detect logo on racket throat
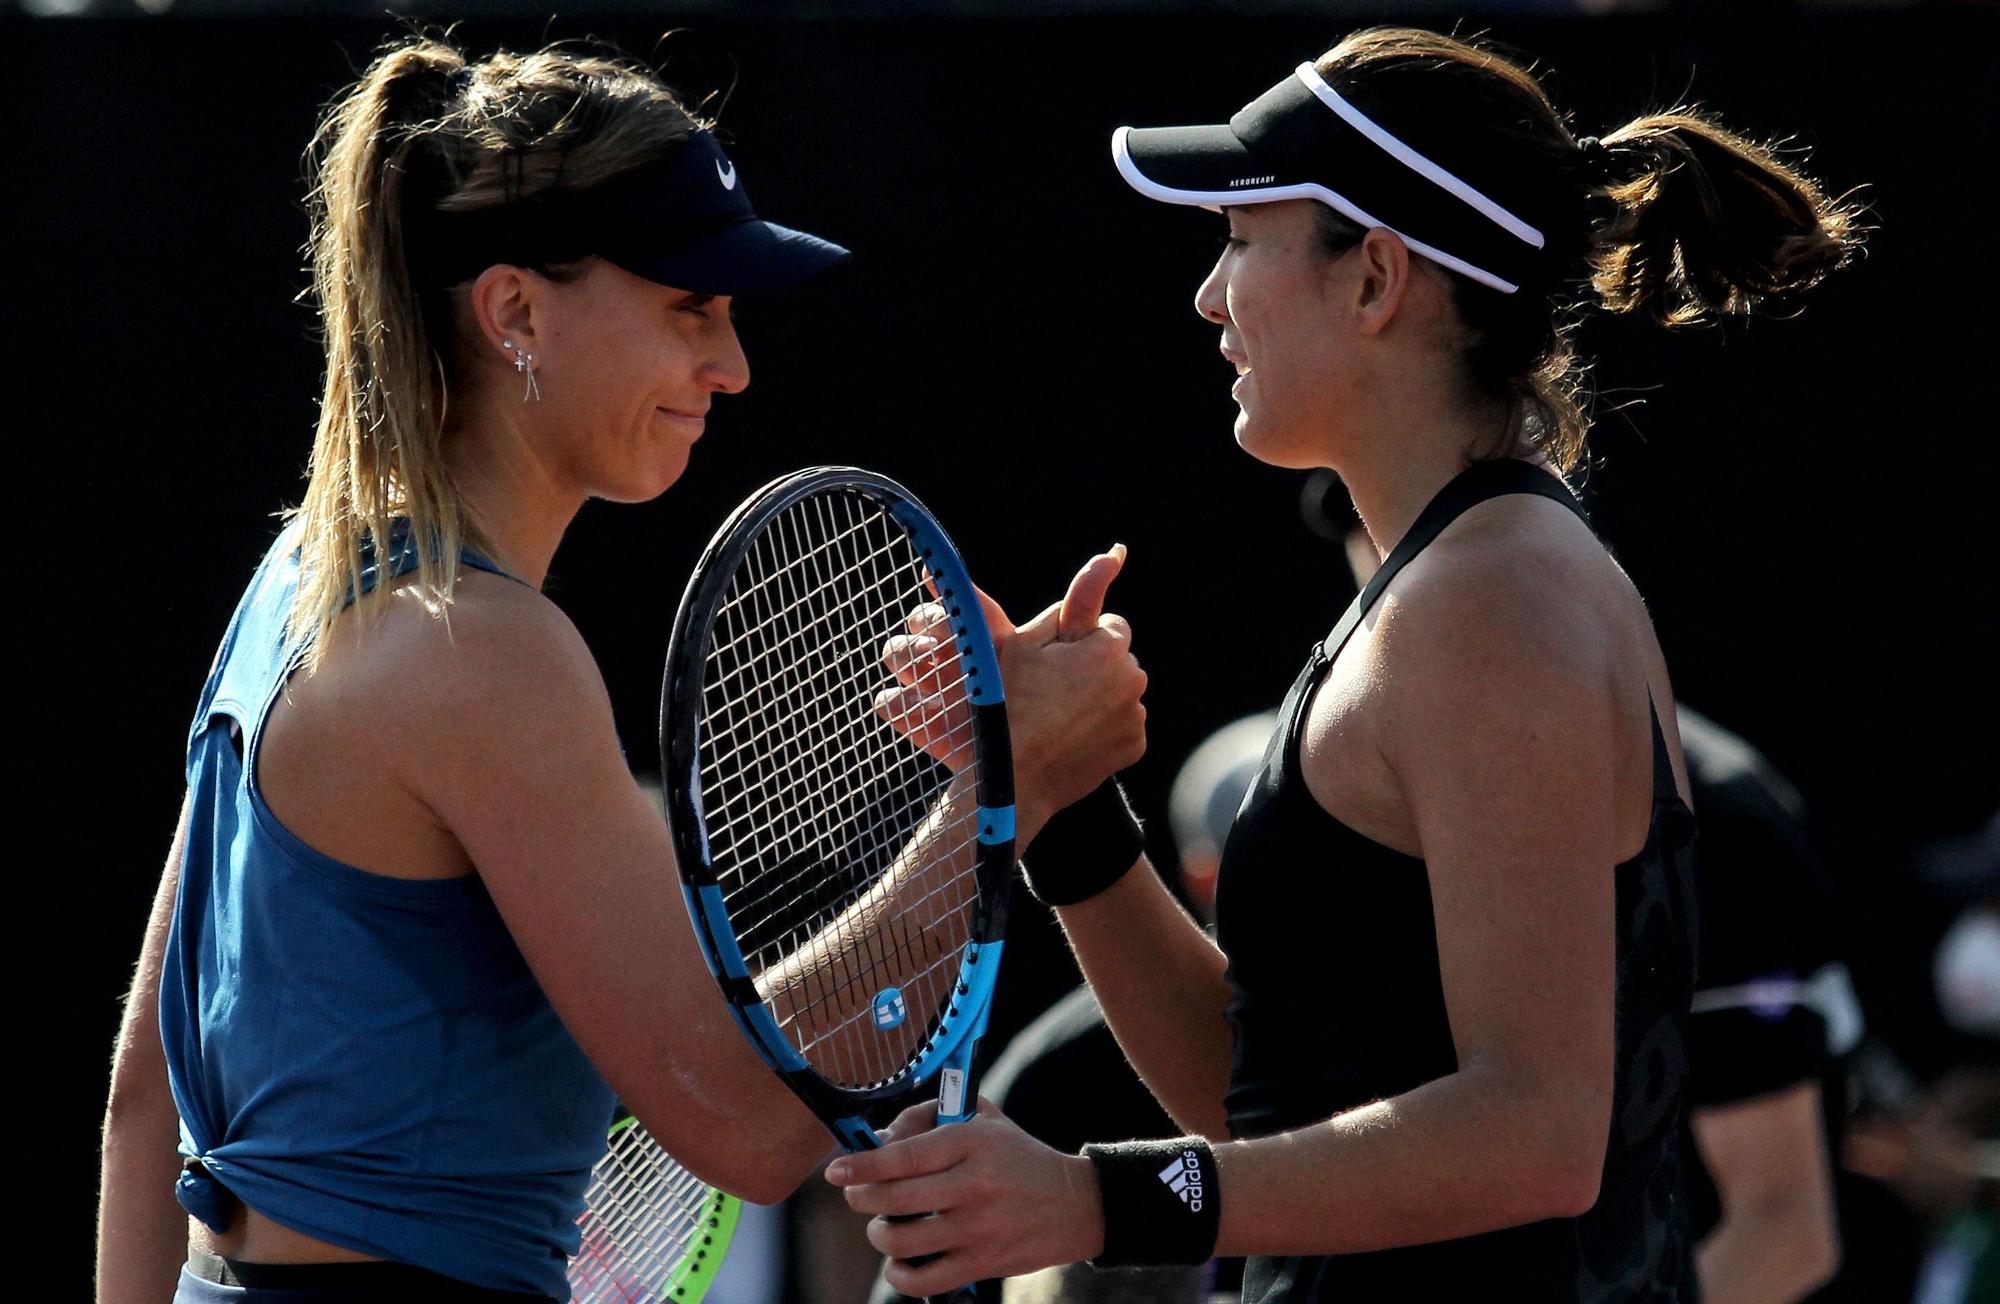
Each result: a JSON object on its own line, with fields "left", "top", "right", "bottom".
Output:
{"left": 1158, "top": 1150, "right": 1206, "bottom": 1212}
{"left": 872, "top": 988, "right": 909, "bottom": 1030}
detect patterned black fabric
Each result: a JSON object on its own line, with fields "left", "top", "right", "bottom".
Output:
{"left": 1214, "top": 461, "right": 1702, "bottom": 1302}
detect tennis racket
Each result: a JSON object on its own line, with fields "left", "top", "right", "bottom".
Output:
{"left": 662, "top": 466, "right": 1015, "bottom": 1301}
{"left": 568, "top": 1106, "right": 742, "bottom": 1303}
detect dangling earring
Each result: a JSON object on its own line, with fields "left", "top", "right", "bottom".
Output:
{"left": 503, "top": 340, "right": 541, "bottom": 403}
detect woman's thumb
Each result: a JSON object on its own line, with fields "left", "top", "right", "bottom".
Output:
{"left": 1057, "top": 544, "right": 1127, "bottom": 643}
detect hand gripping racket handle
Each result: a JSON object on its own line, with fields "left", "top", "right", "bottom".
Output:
{"left": 886, "top": 1008, "right": 989, "bottom": 1303}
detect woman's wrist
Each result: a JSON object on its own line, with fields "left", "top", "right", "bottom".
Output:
{"left": 1080, "top": 1136, "right": 1221, "bottom": 1266}
{"left": 1018, "top": 779, "right": 1146, "bottom": 907}
{"left": 1059, "top": 1151, "right": 1108, "bottom": 1264}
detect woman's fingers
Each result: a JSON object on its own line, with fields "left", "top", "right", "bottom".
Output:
{"left": 882, "top": 633, "right": 942, "bottom": 686}
{"left": 1056, "top": 544, "right": 1127, "bottom": 643}
{"left": 882, "top": 1244, "right": 977, "bottom": 1298}
{"left": 905, "top": 602, "right": 950, "bottom": 639}
{"left": 878, "top": 1098, "right": 946, "bottom": 1144}
{"left": 843, "top": 1168, "right": 969, "bottom": 1218}
{"left": 868, "top": 1209, "right": 968, "bottom": 1261}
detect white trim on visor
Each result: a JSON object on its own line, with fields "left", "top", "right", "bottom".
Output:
{"left": 1292, "top": 63, "right": 1544, "bottom": 250}
{"left": 1111, "top": 125, "right": 1521, "bottom": 294}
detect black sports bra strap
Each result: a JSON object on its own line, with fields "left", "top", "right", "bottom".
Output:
{"left": 1322, "top": 459, "right": 1584, "bottom": 663}
{"left": 1645, "top": 697, "right": 1680, "bottom": 805}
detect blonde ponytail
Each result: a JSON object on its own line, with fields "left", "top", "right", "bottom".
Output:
{"left": 288, "top": 34, "right": 704, "bottom": 663}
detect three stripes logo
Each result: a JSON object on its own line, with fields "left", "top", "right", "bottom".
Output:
{"left": 1157, "top": 1148, "right": 1206, "bottom": 1213}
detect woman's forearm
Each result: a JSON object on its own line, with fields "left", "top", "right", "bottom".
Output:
{"left": 98, "top": 795, "right": 194, "bottom": 1303}
{"left": 1055, "top": 858, "right": 1236, "bottom": 1138}
{"left": 1214, "top": 1061, "right": 1604, "bottom": 1257}
{"left": 97, "top": 1087, "right": 189, "bottom": 1303}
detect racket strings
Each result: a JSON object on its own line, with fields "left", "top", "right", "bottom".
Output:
{"left": 697, "top": 671, "right": 976, "bottom": 876}
{"left": 704, "top": 533, "right": 968, "bottom": 945}
{"left": 700, "top": 518, "right": 909, "bottom": 703}
{"left": 706, "top": 502, "right": 969, "bottom": 915}
{"left": 702, "top": 705, "right": 980, "bottom": 943}
{"left": 701, "top": 508, "right": 947, "bottom": 832}
{"left": 730, "top": 498, "right": 980, "bottom": 1088}
{"left": 769, "top": 805, "right": 985, "bottom": 1071}
{"left": 570, "top": 1120, "right": 717, "bottom": 1300}
{"left": 694, "top": 488, "right": 984, "bottom": 1091}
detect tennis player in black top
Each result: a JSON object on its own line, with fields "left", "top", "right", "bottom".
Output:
{"left": 829, "top": 27, "right": 1862, "bottom": 1302}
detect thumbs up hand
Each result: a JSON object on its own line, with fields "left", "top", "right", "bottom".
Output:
{"left": 987, "top": 545, "right": 1147, "bottom": 845}
{"left": 873, "top": 547, "right": 1146, "bottom": 843}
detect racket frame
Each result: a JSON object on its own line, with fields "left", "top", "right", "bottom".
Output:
{"left": 662, "top": 466, "right": 1015, "bottom": 1151}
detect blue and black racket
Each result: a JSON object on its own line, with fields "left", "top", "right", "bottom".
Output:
{"left": 662, "top": 466, "right": 1014, "bottom": 1300}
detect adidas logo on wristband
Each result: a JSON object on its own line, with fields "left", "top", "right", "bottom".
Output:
{"left": 1156, "top": 1148, "right": 1206, "bottom": 1212}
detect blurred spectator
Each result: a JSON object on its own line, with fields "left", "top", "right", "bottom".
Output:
{"left": 1842, "top": 815, "right": 1999, "bottom": 1304}
{"left": 1675, "top": 708, "right": 1850, "bottom": 1303}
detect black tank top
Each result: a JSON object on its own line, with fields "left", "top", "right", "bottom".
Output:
{"left": 1214, "top": 459, "right": 1701, "bottom": 1302}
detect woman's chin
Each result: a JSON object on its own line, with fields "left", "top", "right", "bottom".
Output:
{"left": 1234, "top": 415, "right": 1321, "bottom": 471}
{"left": 600, "top": 453, "right": 693, "bottom": 504}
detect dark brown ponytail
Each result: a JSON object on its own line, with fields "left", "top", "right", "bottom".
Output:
{"left": 1312, "top": 28, "right": 1867, "bottom": 472}
{"left": 1589, "top": 110, "right": 1864, "bottom": 327}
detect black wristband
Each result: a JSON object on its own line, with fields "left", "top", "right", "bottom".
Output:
{"left": 1020, "top": 779, "right": 1144, "bottom": 907}
{"left": 1083, "top": 1137, "right": 1221, "bottom": 1267}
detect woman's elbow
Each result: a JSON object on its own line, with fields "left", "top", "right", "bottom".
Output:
{"left": 1519, "top": 1102, "right": 1608, "bottom": 1221}
{"left": 1491, "top": 1079, "right": 1608, "bottom": 1221}
{"left": 634, "top": 1093, "right": 822, "bottom": 1207}
{"left": 1540, "top": 1161, "right": 1603, "bottom": 1220}
{"left": 665, "top": 1130, "right": 812, "bottom": 1207}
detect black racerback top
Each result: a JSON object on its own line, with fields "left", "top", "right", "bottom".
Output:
{"left": 1214, "top": 460, "right": 1701, "bottom": 1302}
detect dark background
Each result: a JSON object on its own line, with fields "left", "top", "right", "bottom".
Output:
{"left": 24, "top": 0, "right": 1996, "bottom": 1285}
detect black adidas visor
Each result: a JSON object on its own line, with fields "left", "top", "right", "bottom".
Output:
{"left": 420, "top": 129, "right": 850, "bottom": 296}
{"left": 1113, "top": 64, "right": 1544, "bottom": 294}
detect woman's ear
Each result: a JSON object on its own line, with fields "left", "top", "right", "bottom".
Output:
{"left": 470, "top": 264, "right": 541, "bottom": 356}
{"left": 1347, "top": 228, "right": 1413, "bottom": 337}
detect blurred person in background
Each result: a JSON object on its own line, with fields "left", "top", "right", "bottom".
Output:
{"left": 1843, "top": 815, "right": 1999, "bottom": 1304}
{"left": 1674, "top": 708, "right": 1850, "bottom": 1304}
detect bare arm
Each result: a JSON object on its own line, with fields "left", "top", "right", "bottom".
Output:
{"left": 831, "top": 539, "right": 1665, "bottom": 1289}
{"left": 397, "top": 584, "right": 829, "bottom": 1204}
{"left": 97, "top": 794, "right": 194, "bottom": 1304}
{"left": 1052, "top": 860, "right": 1234, "bottom": 1139}
{"left": 1119, "top": 567, "right": 1625, "bottom": 1254}
{"left": 1694, "top": 1082, "right": 1840, "bottom": 1304}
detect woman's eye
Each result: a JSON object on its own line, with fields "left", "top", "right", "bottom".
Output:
{"left": 1219, "top": 235, "right": 1247, "bottom": 252}
{"left": 679, "top": 296, "right": 716, "bottom": 318}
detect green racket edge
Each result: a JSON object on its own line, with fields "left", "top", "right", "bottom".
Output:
{"left": 593, "top": 1113, "right": 743, "bottom": 1304}
{"left": 659, "top": 1186, "right": 742, "bottom": 1302}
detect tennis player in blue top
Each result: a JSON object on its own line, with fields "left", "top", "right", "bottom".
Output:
{"left": 94, "top": 34, "right": 1147, "bottom": 1303}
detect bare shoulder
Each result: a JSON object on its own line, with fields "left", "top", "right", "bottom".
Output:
{"left": 1368, "top": 493, "right": 1634, "bottom": 692}
{"left": 1355, "top": 491, "right": 1679, "bottom": 851}
{"left": 330, "top": 569, "right": 618, "bottom": 778}
{"left": 357, "top": 571, "right": 603, "bottom": 706}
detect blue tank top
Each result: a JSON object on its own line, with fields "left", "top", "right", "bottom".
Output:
{"left": 161, "top": 521, "right": 617, "bottom": 1299}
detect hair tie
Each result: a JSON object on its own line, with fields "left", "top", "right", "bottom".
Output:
{"left": 1575, "top": 134, "right": 1617, "bottom": 185}
{"left": 447, "top": 66, "right": 474, "bottom": 96}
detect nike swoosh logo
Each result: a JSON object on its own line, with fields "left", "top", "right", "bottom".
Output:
{"left": 716, "top": 159, "right": 737, "bottom": 191}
